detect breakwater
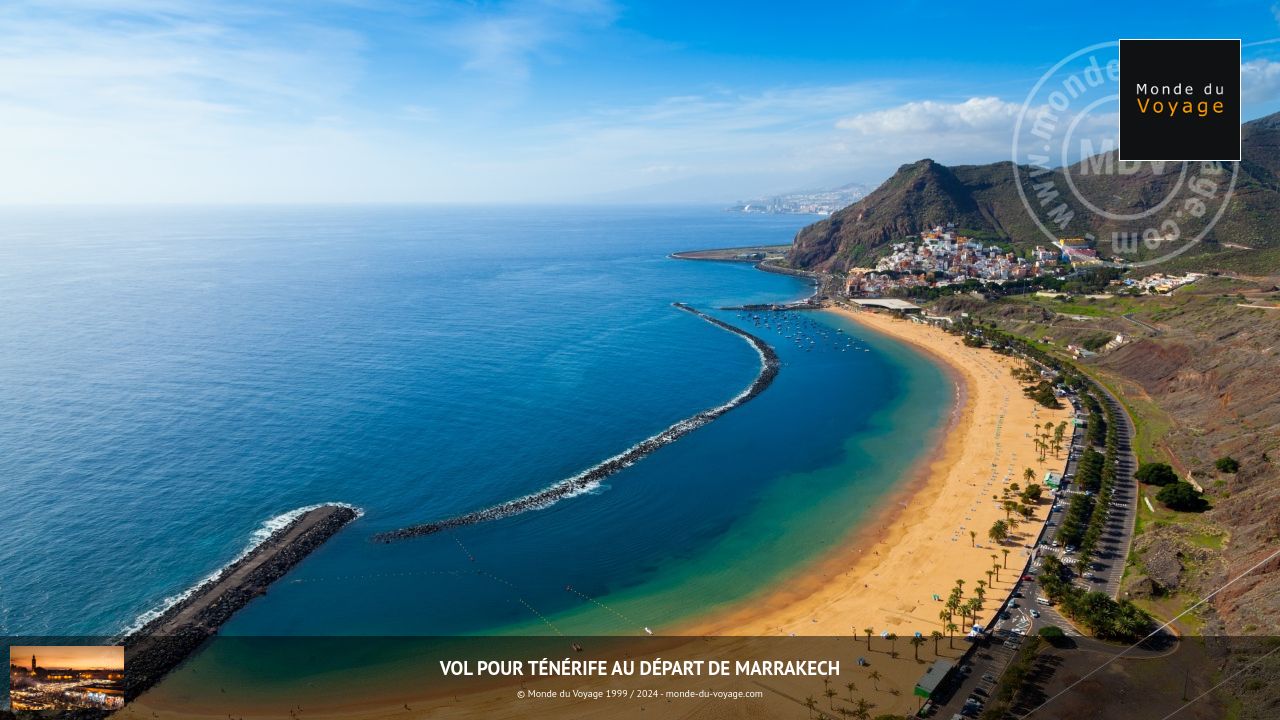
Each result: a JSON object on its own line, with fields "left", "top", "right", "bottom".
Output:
{"left": 372, "top": 303, "right": 780, "bottom": 543}
{"left": 119, "top": 504, "right": 359, "bottom": 701}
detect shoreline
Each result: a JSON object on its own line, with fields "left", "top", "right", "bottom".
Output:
{"left": 678, "top": 304, "right": 1070, "bottom": 637}
{"left": 120, "top": 305, "right": 1072, "bottom": 720}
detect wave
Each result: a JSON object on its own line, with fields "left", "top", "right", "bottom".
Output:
{"left": 115, "top": 502, "right": 364, "bottom": 639}
{"left": 372, "top": 303, "right": 780, "bottom": 543}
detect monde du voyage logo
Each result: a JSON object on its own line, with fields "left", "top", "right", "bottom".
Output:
{"left": 1012, "top": 40, "right": 1241, "bottom": 268}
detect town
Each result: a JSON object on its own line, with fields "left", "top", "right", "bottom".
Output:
{"left": 842, "top": 225, "right": 1203, "bottom": 297}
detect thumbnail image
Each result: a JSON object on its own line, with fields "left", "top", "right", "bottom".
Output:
{"left": 8, "top": 646, "right": 125, "bottom": 711}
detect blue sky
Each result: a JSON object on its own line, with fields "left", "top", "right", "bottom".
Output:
{"left": 4, "top": 0, "right": 1280, "bottom": 203}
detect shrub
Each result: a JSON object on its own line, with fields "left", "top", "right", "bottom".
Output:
{"left": 1215, "top": 456, "right": 1240, "bottom": 473}
{"left": 1157, "top": 481, "right": 1208, "bottom": 512}
{"left": 1135, "top": 462, "right": 1179, "bottom": 486}
{"left": 1037, "top": 625, "right": 1069, "bottom": 647}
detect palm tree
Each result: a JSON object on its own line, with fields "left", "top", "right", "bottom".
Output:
{"left": 845, "top": 681, "right": 856, "bottom": 702}
{"left": 969, "top": 530, "right": 976, "bottom": 547}
{"left": 988, "top": 520, "right": 1008, "bottom": 544}
{"left": 909, "top": 635, "right": 926, "bottom": 661}
{"left": 804, "top": 696, "right": 817, "bottom": 719}
{"left": 945, "top": 622, "right": 958, "bottom": 648}
{"left": 855, "top": 698, "right": 874, "bottom": 720}
{"left": 867, "top": 669, "right": 881, "bottom": 690}
{"left": 993, "top": 561, "right": 1002, "bottom": 583}
{"left": 863, "top": 626, "right": 873, "bottom": 649}
{"left": 938, "top": 609, "right": 950, "bottom": 629}
{"left": 986, "top": 569, "right": 995, "bottom": 587}
{"left": 886, "top": 632, "right": 898, "bottom": 656}
{"left": 1002, "top": 548, "right": 1011, "bottom": 568}
{"left": 824, "top": 687, "right": 837, "bottom": 710}
{"left": 1024, "top": 467, "right": 1036, "bottom": 484}
{"left": 931, "top": 630, "right": 944, "bottom": 655}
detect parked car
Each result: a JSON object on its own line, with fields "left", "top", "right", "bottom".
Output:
{"left": 1031, "top": 609, "right": 1041, "bottom": 618}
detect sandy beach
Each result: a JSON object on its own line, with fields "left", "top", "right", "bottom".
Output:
{"left": 682, "top": 305, "right": 1072, "bottom": 638}
{"left": 118, "top": 305, "right": 1074, "bottom": 720}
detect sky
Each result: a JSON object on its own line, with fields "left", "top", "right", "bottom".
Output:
{"left": 5, "top": 1, "right": 1280, "bottom": 204}
{"left": 11, "top": 645, "right": 124, "bottom": 670}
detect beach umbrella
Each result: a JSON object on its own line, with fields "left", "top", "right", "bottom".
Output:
{"left": 881, "top": 631, "right": 890, "bottom": 638}
{"left": 914, "top": 631, "right": 922, "bottom": 638}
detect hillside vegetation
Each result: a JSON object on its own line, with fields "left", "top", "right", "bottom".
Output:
{"left": 788, "top": 112, "right": 1280, "bottom": 275}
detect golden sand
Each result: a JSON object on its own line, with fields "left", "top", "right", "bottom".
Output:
{"left": 683, "top": 306, "right": 1072, "bottom": 638}
{"left": 118, "top": 306, "right": 1073, "bottom": 720}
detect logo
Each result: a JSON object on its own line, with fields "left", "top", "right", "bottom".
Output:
{"left": 1011, "top": 41, "right": 1238, "bottom": 268}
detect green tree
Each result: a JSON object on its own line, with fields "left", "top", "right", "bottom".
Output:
{"left": 1215, "top": 456, "right": 1240, "bottom": 473}
{"left": 1135, "top": 462, "right": 1179, "bottom": 486}
{"left": 1157, "top": 481, "right": 1207, "bottom": 511}
{"left": 909, "top": 635, "right": 926, "bottom": 661}
{"left": 988, "top": 519, "right": 1009, "bottom": 544}
{"left": 1020, "top": 483, "right": 1043, "bottom": 504}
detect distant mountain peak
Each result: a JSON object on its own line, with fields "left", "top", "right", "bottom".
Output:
{"left": 788, "top": 114, "right": 1280, "bottom": 274}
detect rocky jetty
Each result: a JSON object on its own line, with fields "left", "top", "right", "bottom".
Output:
{"left": 120, "top": 505, "right": 358, "bottom": 701}
{"left": 372, "top": 304, "right": 779, "bottom": 542}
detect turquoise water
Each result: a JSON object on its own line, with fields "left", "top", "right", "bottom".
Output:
{"left": 0, "top": 206, "right": 948, "bottom": 640}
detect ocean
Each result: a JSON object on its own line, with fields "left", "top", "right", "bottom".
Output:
{"left": 0, "top": 205, "right": 948, "bottom": 642}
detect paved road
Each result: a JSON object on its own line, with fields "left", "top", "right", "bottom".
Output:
{"left": 1090, "top": 384, "right": 1139, "bottom": 599}
{"left": 1121, "top": 313, "right": 1162, "bottom": 336}
{"left": 927, "top": 378, "right": 1143, "bottom": 718}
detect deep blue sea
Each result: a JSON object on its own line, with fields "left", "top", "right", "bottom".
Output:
{"left": 0, "top": 206, "right": 948, "bottom": 641}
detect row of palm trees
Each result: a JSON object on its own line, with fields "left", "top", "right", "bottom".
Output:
{"left": 804, "top": 680, "right": 876, "bottom": 720}
{"left": 1033, "top": 419, "right": 1069, "bottom": 462}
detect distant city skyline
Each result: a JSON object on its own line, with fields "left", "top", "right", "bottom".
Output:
{"left": 10, "top": 646, "right": 124, "bottom": 671}
{"left": 4, "top": 1, "right": 1280, "bottom": 204}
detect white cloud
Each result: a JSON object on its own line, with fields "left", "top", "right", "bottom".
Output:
{"left": 1242, "top": 59, "right": 1280, "bottom": 104}
{"left": 437, "top": 0, "right": 618, "bottom": 83}
{"left": 836, "top": 96, "right": 1020, "bottom": 135}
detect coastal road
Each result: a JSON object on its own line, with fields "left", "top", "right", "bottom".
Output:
{"left": 1039, "top": 383, "right": 1136, "bottom": 600}
{"left": 1090, "top": 384, "right": 1139, "bottom": 600}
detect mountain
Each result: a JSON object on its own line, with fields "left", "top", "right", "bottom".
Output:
{"left": 789, "top": 112, "right": 1280, "bottom": 274}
